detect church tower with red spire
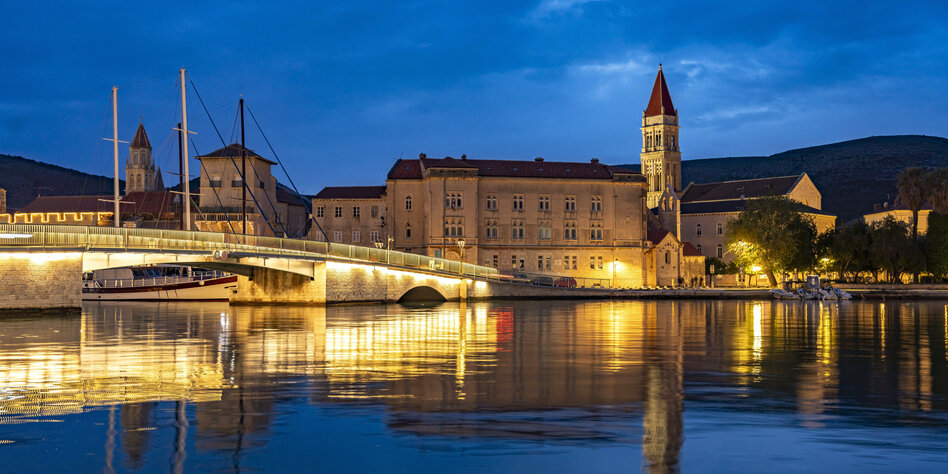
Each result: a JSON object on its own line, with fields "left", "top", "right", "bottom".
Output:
{"left": 640, "top": 65, "right": 681, "bottom": 208}
{"left": 125, "top": 121, "right": 162, "bottom": 194}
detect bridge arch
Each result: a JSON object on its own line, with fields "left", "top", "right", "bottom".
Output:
{"left": 397, "top": 285, "right": 448, "bottom": 303}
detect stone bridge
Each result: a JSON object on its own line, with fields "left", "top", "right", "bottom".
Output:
{"left": 0, "top": 225, "right": 602, "bottom": 309}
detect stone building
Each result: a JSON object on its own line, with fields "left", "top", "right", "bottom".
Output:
{"left": 864, "top": 202, "right": 932, "bottom": 235}
{"left": 312, "top": 156, "right": 651, "bottom": 287}
{"left": 676, "top": 173, "right": 836, "bottom": 261}
{"left": 640, "top": 65, "right": 682, "bottom": 209}
{"left": 125, "top": 123, "right": 164, "bottom": 194}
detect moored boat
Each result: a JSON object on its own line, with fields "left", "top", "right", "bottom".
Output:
{"left": 82, "top": 265, "right": 237, "bottom": 301}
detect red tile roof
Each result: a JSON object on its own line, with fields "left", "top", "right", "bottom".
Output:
{"left": 314, "top": 186, "right": 387, "bottom": 199}
{"left": 386, "top": 157, "right": 644, "bottom": 181}
{"left": 131, "top": 122, "right": 151, "bottom": 149}
{"left": 682, "top": 241, "right": 703, "bottom": 257}
{"left": 19, "top": 192, "right": 177, "bottom": 215}
{"left": 645, "top": 66, "right": 676, "bottom": 117}
{"left": 647, "top": 229, "right": 671, "bottom": 244}
{"left": 196, "top": 143, "right": 277, "bottom": 165}
{"left": 681, "top": 175, "right": 803, "bottom": 202}
{"left": 680, "top": 198, "right": 835, "bottom": 216}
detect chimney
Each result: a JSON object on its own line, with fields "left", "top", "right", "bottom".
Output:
{"left": 419, "top": 153, "right": 426, "bottom": 159}
{"left": 535, "top": 157, "right": 544, "bottom": 162}
{"left": 590, "top": 158, "right": 599, "bottom": 164}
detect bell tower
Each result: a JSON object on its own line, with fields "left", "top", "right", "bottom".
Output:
{"left": 125, "top": 121, "right": 158, "bottom": 194}
{"left": 640, "top": 65, "right": 681, "bottom": 208}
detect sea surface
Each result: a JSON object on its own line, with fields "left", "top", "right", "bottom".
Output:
{"left": 0, "top": 300, "right": 947, "bottom": 473}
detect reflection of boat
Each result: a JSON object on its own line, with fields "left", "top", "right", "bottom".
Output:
{"left": 82, "top": 265, "right": 237, "bottom": 301}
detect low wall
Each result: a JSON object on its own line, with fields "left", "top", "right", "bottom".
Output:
{"left": 0, "top": 252, "right": 83, "bottom": 310}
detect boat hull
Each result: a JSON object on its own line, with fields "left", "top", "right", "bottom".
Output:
{"left": 82, "top": 275, "right": 238, "bottom": 301}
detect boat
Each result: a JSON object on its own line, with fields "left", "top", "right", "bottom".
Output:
{"left": 82, "top": 265, "right": 237, "bottom": 301}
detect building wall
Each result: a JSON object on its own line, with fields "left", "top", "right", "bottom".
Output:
{"left": 681, "top": 211, "right": 836, "bottom": 263}
{"left": 788, "top": 174, "right": 822, "bottom": 210}
{"left": 864, "top": 209, "right": 931, "bottom": 235}
{"left": 0, "top": 252, "right": 82, "bottom": 309}
{"left": 646, "top": 238, "right": 681, "bottom": 287}
{"left": 311, "top": 197, "right": 386, "bottom": 244}
{"left": 198, "top": 156, "right": 278, "bottom": 235}
{"left": 0, "top": 212, "right": 112, "bottom": 226}
{"left": 641, "top": 113, "right": 681, "bottom": 208}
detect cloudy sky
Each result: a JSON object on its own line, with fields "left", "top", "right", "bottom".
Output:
{"left": 2, "top": 1, "right": 946, "bottom": 193}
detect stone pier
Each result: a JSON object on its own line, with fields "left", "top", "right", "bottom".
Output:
{"left": 0, "top": 252, "right": 83, "bottom": 310}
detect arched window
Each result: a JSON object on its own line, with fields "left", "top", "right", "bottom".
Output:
{"left": 696, "top": 244, "right": 702, "bottom": 254}
{"left": 716, "top": 223, "right": 723, "bottom": 235}
{"left": 405, "top": 224, "right": 412, "bottom": 239}
{"left": 696, "top": 224, "right": 702, "bottom": 236}
{"left": 716, "top": 244, "right": 723, "bottom": 258}
{"left": 664, "top": 251, "right": 670, "bottom": 265}
{"left": 405, "top": 196, "right": 412, "bottom": 211}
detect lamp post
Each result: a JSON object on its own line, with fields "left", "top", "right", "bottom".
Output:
{"left": 457, "top": 239, "right": 465, "bottom": 274}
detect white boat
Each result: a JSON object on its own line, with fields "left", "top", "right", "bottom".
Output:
{"left": 82, "top": 265, "right": 237, "bottom": 301}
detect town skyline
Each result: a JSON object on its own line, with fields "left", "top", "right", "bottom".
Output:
{"left": 2, "top": 1, "right": 946, "bottom": 194}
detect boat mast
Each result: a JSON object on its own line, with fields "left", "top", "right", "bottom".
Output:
{"left": 177, "top": 121, "right": 185, "bottom": 231}
{"left": 179, "top": 68, "right": 192, "bottom": 231}
{"left": 111, "top": 86, "right": 120, "bottom": 227}
{"left": 240, "top": 97, "right": 247, "bottom": 235}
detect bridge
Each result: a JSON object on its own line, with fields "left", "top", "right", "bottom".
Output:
{"left": 0, "top": 224, "right": 603, "bottom": 310}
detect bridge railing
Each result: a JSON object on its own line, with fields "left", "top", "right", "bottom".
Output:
{"left": 0, "top": 224, "right": 500, "bottom": 281}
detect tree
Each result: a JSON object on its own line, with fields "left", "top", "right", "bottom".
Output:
{"left": 925, "top": 212, "right": 948, "bottom": 281}
{"left": 725, "top": 196, "right": 817, "bottom": 287}
{"left": 924, "top": 167, "right": 948, "bottom": 214}
{"left": 869, "top": 217, "right": 924, "bottom": 283}
{"left": 897, "top": 167, "right": 928, "bottom": 241}
{"left": 824, "top": 220, "right": 872, "bottom": 282}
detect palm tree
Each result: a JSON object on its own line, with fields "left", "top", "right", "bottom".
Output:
{"left": 925, "top": 167, "right": 948, "bottom": 214}
{"left": 897, "top": 167, "right": 927, "bottom": 241}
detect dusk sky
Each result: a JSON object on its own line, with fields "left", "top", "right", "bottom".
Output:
{"left": 2, "top": 1, "right": 946, "bottom": 194}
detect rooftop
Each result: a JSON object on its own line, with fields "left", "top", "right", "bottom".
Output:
{"left": 387, "top": 156, "right": 644, "bottom": 181}
{"left": 681, "top": 175, "right": 804, "bottom": 202}
{"left": 680, "top": 198, "right": 835, "bottom": 216}
{"left": 19, "top": 191, "right": 177, "bottom": 215}
{"left": 315, "top": 185, "right": 387, "bottom": 199}
{"left": 196, "top": 143, "right": 277, "bottom": 165}
{"left": 645, "top": 65, "right": 677, "bottom": 117}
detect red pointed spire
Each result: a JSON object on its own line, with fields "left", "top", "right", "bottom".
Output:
{"left": 130, "top": 121, "right": 151, "bottom": 149}
{"left": 645, "top": 64, "right": 676, "bottom": 117}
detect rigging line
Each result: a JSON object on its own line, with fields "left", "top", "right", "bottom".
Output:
{"left": 242, "top": 154, "right": 289, "bottom": 237}
{"left": 186, "top": 78, "right": 278, "bottom": 237}
{"left": 245, "top": 104, "right": 329, "bottom": 241}
{"left": 228, "top": 105, "right": 239, "bottom": 146}
{"left": 190, "top": 138, "right": 238, "bottom": 235}
{"left": 118, "top": 70, "right": 178, "bottom": 90}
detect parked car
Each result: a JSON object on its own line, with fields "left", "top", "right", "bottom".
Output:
{"left": 530, "top": 276, "right": 554, "bottom": 286}
{"left": 554, "top": 277, "right": 577, "bottom": 288}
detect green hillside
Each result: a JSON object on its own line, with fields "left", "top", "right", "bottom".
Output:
{"left": 0, "top": 154, "right": 121, "bottom": 211}
{"left": 626, "top": 135, "right": 948, "bottom": 222}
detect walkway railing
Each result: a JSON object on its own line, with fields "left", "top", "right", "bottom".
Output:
{"left": 0, "top": 224, "right": 500, "bottom": 281}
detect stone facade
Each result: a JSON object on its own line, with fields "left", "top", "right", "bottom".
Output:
{"left": 195, "top": 144, "right": 279, "bottom": 236}
{"left": 640, "top": 66, "right": 682, "bottom": 208}
{"left": 0, "top": 252, "right": 83, "bottom": 309}
{"left": 864, "top": 206, "right": 932, "bottom": 235}
{"left": 125, "top": 123, "right": 163, "bottom": 194}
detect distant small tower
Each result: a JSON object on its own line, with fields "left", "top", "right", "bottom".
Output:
{"left": 640, "top": 65, "right": 682, "bottom": 208}
{"left": 125, "top": 122, "right": 160, "bottom": 193}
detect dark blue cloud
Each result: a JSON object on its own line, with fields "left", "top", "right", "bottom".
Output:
{"left": 1, "top": 0, "right": 946, "bottom": 192}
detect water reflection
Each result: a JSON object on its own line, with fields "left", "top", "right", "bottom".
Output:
{"left": 0, "top": 300, "right": 947, "bottom": 472}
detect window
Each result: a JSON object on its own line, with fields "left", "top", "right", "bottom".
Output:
{"left": 444, "top": 218, "right": 463, "bottom": 238}
{"left": 511, "top": 256, "right": 524, "bottom": 270}
{"left": 371, "top": 206, "right": 379, "bottom": 218}
{"left": 352, "top": 231, "right": 360, "bottom": 243}
{"left": 591, "top": 196, "right": 602, "bottom": 212}
{"left": 589, "top": 256, "right": 596, "bottom": 270}
{"left": 209, "top": 176, "right": 222, "bottom": 188}
{"left": 512, "top": 220, "right": 525, "bottom": 240}
{"left": 353, "top": 207, "right": 361, "bottom": 218}
{"left": 696, "top": 224, "right": 702, "bottom": 236}
{"left": 334, "top": 206, "right": 342, "bottom": 218}
{"left": 571, "top": 256, "right": 578, "bottom": 270}
{"left": 257, "top": 180, "right": 265, "bottom": 189}
{"left": 232, "top": 178, "right": 243, "bottom": 188}
{"left": 543, "top": 255, "right": 551, "bottom": 270}
{"left": 539, "top": 195, "right": 550, "bottom": 211}
{"left": 538, "top": 220, "right": 551, "bottom": 240}
{"left": 716, "top": 223, "right": 723, "bottom": 235}
{"left": 405, "top": 195, "right": 412, "bottom": 211}
{"left": 370, "top": 231, "right": 379, "bottom": 242}
{"left": 565, "top": 195, "right": 576, "bottom": 212}
{"left": 333, "top": 231, "right": 342, "bottom": 242}
{"left": 486, "top": 195, "right": 498, "bottom": 210}
{"left": 513, "top": 194, "right": 524, "bottom": 211}
{"left": 564, "top": 221, "right": 577, "bottom": 240}
{"left": 485, "top": 220, "right": 498, "bottom": 240}
{"left": 597, "top": 256, "right": 603, "bottom": 269}
{"left": 590, "top": 221, "right": 603, "bottom": 241}
{"left": 563, "top": 256, "right": 571, "bottom": 271}
{"left": 696, "top": 244, "right": 702, "bottom": 254}
{"left": 445, "top": 192, "right": 463, "bottom": 209}
{"left": 316, "top": 206, "right": 324, "bottom": 218}
{"left": 492, "top": 255, "right": 499, "bottom": 268}
{"left": 665, "top": 251, "right": 670, "bottom": 264}
{"left": 539, "top": 256, "right": 546, "bottom": 271}
{"left": 716, "top": 244, "right": 723, "bottom": 258}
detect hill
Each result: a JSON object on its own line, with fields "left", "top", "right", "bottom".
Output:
{"left": 0, "top": 154, "right": 121, "bottom": 211}
{"left": 625, "top": 135, "right": 948, "bottom": 222}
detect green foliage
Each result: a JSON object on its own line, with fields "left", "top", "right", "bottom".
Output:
{"left": 897, "top": 167, "right": 929, "bottom": 240}
{"left": 869, "top": 217, "right": 925, "bottom": 282}
{"left": 824, "top": 220, "right": 873, "bottom": 280}
{"left": 705, "top": 257, "right": 738, "bottom": 275}
{"left": 925, "top": 212, "right": 948, "bottom": 280}
{"left": 924, "top": 168, "right": 948, "bottom": 214}
{"left": 725, "top": 196, "right": 817, "bottom": 286}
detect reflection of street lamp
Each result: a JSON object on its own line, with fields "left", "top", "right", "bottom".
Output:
{"left": 612, "top": 258, "right": 618, "bottom": 288}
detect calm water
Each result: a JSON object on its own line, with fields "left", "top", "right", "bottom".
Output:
{"left": 1, "top": 300, "right": 947, "bottom": 473}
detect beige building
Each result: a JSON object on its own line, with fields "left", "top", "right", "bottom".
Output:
{"left": 313, "top": 155, "right": 652, "bottom": 287}
{"left": 677, "top": 173, "right": 836, "bottom": 261}
{"left": 125, "top": 123, "right": 164, "bottom": 194}
{"left": 641, "top": 65, "right": 682, "bottom": 209}
{"left": 864, "top": 202, "right": 932, "bottom": 234}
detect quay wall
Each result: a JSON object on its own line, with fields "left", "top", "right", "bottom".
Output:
{"left": 0, "top": 252, "right": 83, "bottom": 310}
